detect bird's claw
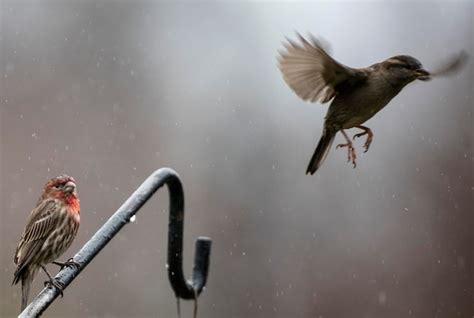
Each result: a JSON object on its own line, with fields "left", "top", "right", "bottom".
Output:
{"left": 53, "top": 258, "right": 79, "bottom": 270}
{"left": 44, "top": 278, "right": 65, "bottom": 297}
{"left": 352, "top": 127, "right": 373, "bottom": 153}
{"left": 336, "top": 142, "right": 357, "bottom": 168}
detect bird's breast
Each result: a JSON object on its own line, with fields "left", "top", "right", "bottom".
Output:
{"left": 327, "top": 77, "right": 402, "bottom": 129}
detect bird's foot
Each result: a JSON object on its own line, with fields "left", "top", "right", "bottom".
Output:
{"left": 52, "top": 258, "right": 79, "bottom": 270}
{"left": 353, "top": 126, "right": 373, "bottom": 153}
{"left": 44, "top": 278, "right": 65, "bottom": 297}
{"left": 336, "top": 142, "right": 357, "bottom": 168}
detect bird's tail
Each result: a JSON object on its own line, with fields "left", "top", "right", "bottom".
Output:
{"left": 12, "top": 266, "right": 33, "bottom": 312}
{"left": 21, "top": 274, "right": 32, "bottom": 312}
{"left": 306, "top": 128, "right": 336, "bottom": 174}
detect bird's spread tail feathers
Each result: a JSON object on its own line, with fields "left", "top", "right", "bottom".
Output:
{"left": 306, "top": 128, "right": 335, "bottom": 174}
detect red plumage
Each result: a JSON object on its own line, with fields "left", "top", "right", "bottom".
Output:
{"left": 13, "top": 175, "right": 80, "bottom": 312}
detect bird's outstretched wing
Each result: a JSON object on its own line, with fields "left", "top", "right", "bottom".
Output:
{"left": 278, "top": 33, "right": 368, "bottom": 103}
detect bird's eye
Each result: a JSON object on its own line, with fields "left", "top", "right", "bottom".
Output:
{"left": 391, "top": 63, "right": 406, "bottom": 69}
{"left": 397, "top": 64, "right": 412, "bottom": 70}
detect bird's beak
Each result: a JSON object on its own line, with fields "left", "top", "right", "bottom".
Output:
{"left": 415, "top": 68, "right": 431, "bottom": 81}
{"left": 63, "top": 181, "right": 77, "bottom": 194}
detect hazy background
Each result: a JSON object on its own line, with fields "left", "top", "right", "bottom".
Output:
{"left": 1, "top": 1, "right": 472, "bottom": 317}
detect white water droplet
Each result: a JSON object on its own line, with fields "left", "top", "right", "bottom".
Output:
{"left": 129, "top": 215, "right": 136, "bottom": 223}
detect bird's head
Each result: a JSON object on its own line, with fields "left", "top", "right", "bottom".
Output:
{"left": 381, "top": 55, "right": 431, "bottom": 84}
{"left": 42, "top": 175, "right": 79, "bottom": 204}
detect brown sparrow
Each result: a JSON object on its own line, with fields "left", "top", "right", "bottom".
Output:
{"left": 278, "top": 33, "right": 468, "bottom": 174}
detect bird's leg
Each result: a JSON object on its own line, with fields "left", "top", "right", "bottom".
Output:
{"left": 52, "top": 257, "right": 79, "bottom": 270}
{"left": 40, "top": 265, "right": 64, "bottom": 297}
{"left": 336, "top": 130, "right": 357, "bottom": 168}
{"left": 353, "top": 125, "right": 373, "bottom": 153}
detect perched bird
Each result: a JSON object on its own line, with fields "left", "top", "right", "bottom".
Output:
{"left": 278, "top": 33, "right": 468, "bottom": 174}
{"left": 13, "top": 175, "right": 80, "bottom": 311}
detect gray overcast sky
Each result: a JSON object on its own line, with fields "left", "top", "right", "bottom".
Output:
{"left": 1, "top": 1, "right": 472, "bottom": 317}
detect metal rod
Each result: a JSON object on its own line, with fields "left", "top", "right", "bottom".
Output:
{"left": 19, "top": 167, "right": 212, "bottom": 317}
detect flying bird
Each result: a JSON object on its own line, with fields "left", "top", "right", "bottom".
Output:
{"left": 278, "top": 33, "right": 468, "bottom": 174}
{"left": 13, "top": 175, "right": 80, "bottom": 311}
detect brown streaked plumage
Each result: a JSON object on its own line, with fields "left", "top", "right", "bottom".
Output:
{"left": 13, "top": 175, "right": 80, "bottom": 312}
{"left": 278, "top": 33, "right": 468, "bottom": 174}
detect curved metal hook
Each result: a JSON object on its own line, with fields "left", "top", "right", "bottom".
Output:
{"left": 165, "top": 173, "right": 212, "bottom": 299}
{"left": 19, "top": 167, "right": 212, "bottom": 317}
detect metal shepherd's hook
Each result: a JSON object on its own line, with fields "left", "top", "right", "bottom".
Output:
{"left": 19, "top": 168, "right": 212, "bottom": 318}
{"left": 165, "top": 169, "right": 212, "bottom": 317}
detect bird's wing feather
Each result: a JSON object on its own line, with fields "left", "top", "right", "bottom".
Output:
{"left": 431, "top": 50, "right": 469, "bottom": 77}
{"left": 14, "top": 200, "right": 58, "bottom": 266}
{"left": 278, "top": 33, "right": 367, "bottom": 103}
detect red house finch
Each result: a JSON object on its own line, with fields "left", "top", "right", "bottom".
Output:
{"left": 13, "top": 175, "right": 80, "bottom": 311}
